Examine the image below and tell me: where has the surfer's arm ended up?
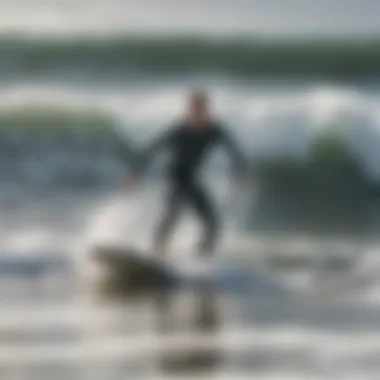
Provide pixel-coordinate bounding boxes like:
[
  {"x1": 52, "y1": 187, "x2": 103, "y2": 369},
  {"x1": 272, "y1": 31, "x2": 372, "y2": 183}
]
[
  {"x1": 112, "y1": 123, "x2": 137, "y2": 167},
  {"x1": 133, "y1": 128, "x2": 176, "y2": 177},
  {"x1": 218, "y1": 126, "x2": 249, "y2": 179}
]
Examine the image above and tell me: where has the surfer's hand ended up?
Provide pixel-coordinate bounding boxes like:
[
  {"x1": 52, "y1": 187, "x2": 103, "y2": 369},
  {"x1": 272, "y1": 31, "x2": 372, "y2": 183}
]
[
  {"x1": 125, "y1": 175, "x2": 138, "y2": 192},
  {"x1": 232, "y1": 175, "x2": 248, "y2": 195}
]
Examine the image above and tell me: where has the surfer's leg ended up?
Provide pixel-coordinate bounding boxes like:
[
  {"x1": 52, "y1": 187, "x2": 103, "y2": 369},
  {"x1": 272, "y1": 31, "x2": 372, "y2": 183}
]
[
  {"x1": 188, "y1": 182, "x2": 219, "y2": 257},
  {"x1": 154, "y1": 185, "x2": 184, "y2": 256}
]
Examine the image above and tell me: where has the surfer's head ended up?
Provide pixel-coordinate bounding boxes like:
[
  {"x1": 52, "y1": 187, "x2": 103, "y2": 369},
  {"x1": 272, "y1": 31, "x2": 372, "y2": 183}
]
[{"x1": 187, "y1": 90, "x2": 210, "y2": 128}]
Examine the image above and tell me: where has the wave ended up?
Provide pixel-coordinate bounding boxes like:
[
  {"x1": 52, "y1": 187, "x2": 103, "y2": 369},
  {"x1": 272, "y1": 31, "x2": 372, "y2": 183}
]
[
  {"x1": 1, "y1": 96, "x2": 380, "y2": 195},
  {"x1": 0, "y1": 104, "x2": 133, "y2": 189},
  {"x1": 1, "y1": 34, "x2": 380, "y2": 80}
]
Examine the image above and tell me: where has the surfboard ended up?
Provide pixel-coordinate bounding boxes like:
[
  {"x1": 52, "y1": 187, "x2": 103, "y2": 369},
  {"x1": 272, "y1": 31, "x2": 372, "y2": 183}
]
[
  {"x1": 90, "y1": 245, "x2": 218, "y2": 290},
  {"x1": 90, "y1": 245, "x2": 287, "y2": 296},
  {"x1": 91, "y1": 245, "x2": 179, "y2": 287}
]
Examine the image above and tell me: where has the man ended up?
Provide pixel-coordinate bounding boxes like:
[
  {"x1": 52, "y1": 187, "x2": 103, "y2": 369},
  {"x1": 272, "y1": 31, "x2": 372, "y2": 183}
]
[{"x1": 130, "y1": 91, "x2": 248, "y2": 258}]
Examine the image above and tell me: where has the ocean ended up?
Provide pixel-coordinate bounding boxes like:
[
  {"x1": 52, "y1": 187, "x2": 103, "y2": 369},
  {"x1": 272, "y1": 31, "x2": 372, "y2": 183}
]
[{"x1": 1, "y1": 1, "x2": 380, "y2": 379}]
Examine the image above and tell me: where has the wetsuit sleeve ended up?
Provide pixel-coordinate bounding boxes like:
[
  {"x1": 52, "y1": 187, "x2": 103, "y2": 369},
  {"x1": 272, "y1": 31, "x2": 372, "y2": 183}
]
[
  {"x1": 133, "y1": 128, "x2": 176, "y2": 177},
  {"x1": 218, "y1": 127, "x2": 249, "y2": 178},
  {"x1": 112, "y1": 123, "x2": 136, "y2": 167}
]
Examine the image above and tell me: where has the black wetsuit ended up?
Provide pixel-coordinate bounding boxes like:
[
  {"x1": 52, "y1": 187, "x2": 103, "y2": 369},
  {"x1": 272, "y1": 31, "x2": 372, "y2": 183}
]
[{"x1": 136, "y1": 120, "x2": 247, "y2": 255}]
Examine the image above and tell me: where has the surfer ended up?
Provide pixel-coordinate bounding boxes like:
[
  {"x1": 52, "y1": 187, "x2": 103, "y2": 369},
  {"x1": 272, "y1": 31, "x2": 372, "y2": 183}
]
[{"x1": 128, "y1": 91, "x2": 248, "y2": 258}]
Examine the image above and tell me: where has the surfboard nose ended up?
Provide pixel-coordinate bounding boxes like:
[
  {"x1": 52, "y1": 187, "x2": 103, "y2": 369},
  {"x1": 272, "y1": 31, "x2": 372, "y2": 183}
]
[{"x1": 91, "y1": 246, "x2": 179, "y2": 290}]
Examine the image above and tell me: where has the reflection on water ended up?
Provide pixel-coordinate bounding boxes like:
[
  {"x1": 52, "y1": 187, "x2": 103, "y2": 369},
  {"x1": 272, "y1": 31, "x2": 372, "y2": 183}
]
[
  {"x1": 1, "y1": 250, "x2": 380, "y2": 379},
  {"x1": 154, "y1": 285, "x2": 221, "y2": 375}
]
